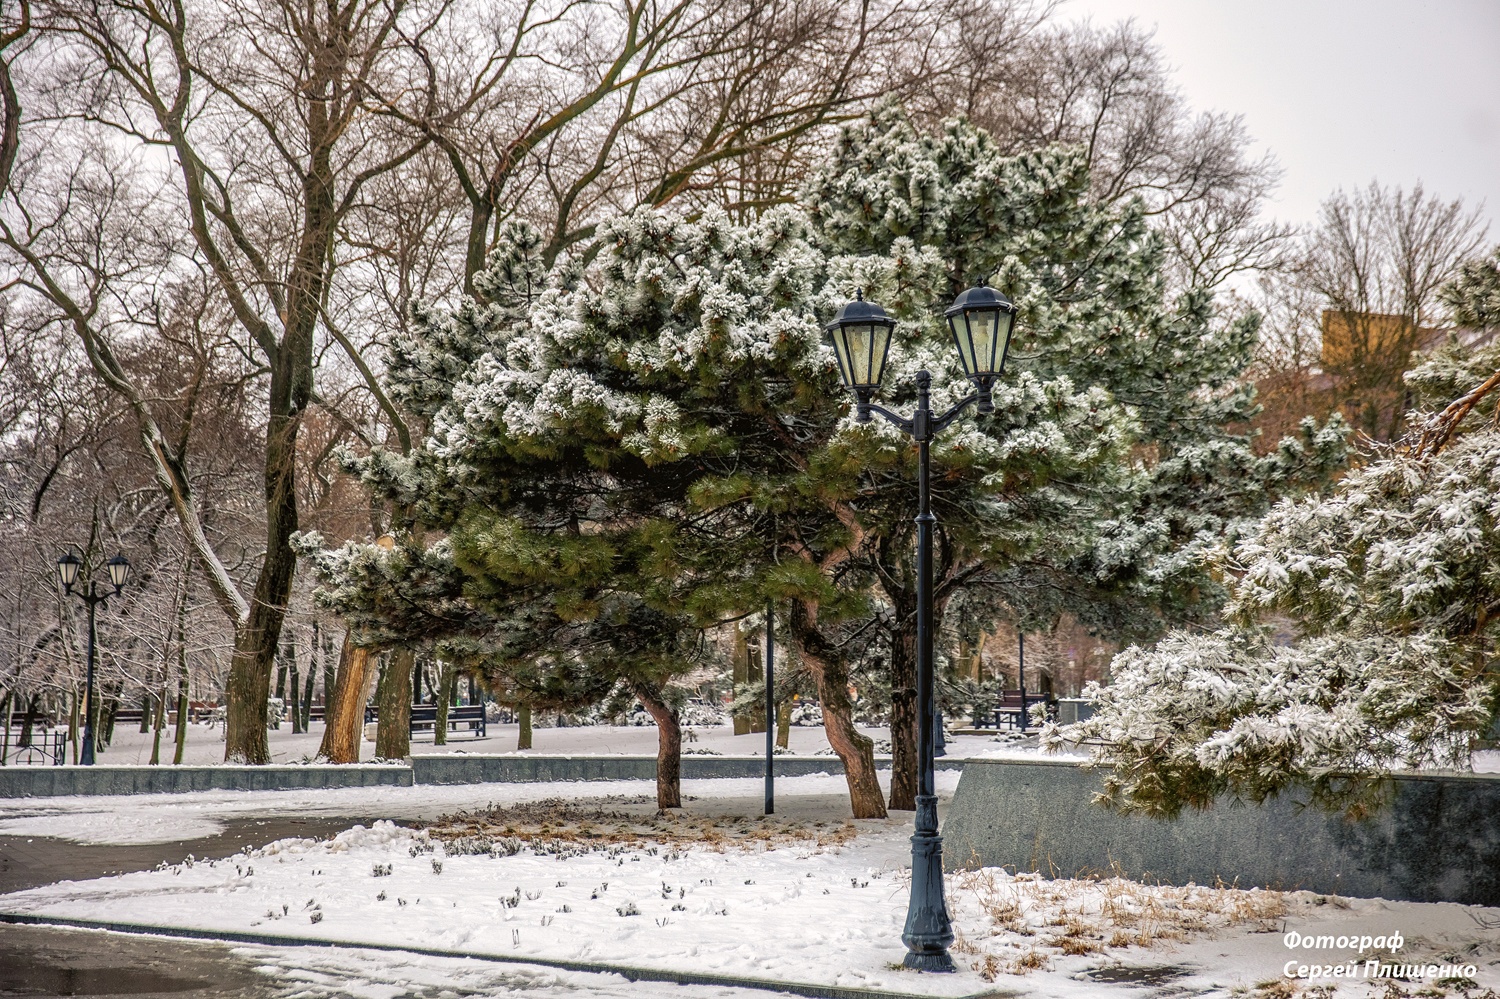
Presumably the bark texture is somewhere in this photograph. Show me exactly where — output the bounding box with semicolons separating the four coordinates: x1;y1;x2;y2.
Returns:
886;588;919;811
635;684;682;809
375;647;414;760
318;633;374;764
790;599;886;819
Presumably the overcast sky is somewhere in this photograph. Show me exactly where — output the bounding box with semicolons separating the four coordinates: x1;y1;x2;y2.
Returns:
1060;0;1500;235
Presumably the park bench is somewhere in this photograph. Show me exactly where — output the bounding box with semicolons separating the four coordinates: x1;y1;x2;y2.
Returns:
409;703;486;738
973;690;1041;730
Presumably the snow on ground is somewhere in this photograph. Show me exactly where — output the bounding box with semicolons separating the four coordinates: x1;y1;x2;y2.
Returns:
56;720;1082;766
0;773;886;845
229;945;834;999
58;720;1495;772
2;773;1497;999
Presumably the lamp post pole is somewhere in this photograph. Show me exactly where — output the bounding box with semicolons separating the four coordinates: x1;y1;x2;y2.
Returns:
76;581;108;766
765;601;775;816
862;370;977;973
823;280;1016;974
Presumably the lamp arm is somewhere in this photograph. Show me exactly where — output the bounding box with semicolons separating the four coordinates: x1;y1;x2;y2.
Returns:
929;392;985;435
863;403;915;437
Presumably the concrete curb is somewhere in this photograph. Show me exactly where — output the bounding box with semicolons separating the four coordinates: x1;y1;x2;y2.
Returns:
0;912;1015;999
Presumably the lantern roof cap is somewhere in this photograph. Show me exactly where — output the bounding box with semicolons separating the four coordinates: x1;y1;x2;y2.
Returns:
825;287;893;330
944;279;1014;318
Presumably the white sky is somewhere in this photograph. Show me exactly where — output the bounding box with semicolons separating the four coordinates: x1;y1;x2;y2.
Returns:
1059;0;1500;233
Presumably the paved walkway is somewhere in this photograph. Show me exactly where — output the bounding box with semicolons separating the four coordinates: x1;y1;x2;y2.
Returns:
0;815;373;894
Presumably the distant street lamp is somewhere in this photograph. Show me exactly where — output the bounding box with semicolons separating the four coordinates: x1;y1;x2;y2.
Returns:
825;279;1017;973
57;551;133;766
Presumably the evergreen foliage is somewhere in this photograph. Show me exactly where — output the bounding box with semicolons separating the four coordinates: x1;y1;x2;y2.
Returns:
1048;248;1500;817
301;104;1345;815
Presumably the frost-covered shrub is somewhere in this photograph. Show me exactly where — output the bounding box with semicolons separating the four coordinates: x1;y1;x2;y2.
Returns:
1047;428;1500;815
791;702;824;727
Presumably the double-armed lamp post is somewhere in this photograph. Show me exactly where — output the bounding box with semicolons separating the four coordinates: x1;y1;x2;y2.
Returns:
824;280;1017;973
57;551;133;766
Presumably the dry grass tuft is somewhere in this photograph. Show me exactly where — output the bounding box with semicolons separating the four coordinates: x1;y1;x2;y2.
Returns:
948;861;1288;977
422;797;859;856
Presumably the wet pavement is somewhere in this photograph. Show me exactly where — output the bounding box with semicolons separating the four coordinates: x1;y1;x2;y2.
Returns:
0;816;374;894
0;816;377;996
0;924;269;998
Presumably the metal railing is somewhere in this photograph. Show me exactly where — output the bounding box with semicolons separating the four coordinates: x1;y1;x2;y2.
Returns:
0;729;68;766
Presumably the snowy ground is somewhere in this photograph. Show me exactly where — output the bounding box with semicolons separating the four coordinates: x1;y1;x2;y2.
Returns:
43;720;1500;775
3;774;1497;999
43;720;1092;767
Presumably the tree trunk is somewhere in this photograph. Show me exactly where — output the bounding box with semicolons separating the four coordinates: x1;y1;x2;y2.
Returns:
635;684;681;809
517;703;532;750
18;693;38;749
301;669;315;731
100;682;120;749
776;699;792;750
434;660;456;747
0;689;12;765
222;379;306;762
731;624;750;735
887;587;919;811
375;647;414;760
790;600;886;819
139;690;152;733
67;688;79;764
174;591;190;765
318;633;374;764
149;686;167;765
288;660;302;734
173;676;189;765
748;646;766;734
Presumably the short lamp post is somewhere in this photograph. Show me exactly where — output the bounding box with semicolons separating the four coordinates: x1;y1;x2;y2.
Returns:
825;280;1017;972
57;551;133;766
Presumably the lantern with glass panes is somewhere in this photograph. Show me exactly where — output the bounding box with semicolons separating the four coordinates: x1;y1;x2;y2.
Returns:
823;280;1016;973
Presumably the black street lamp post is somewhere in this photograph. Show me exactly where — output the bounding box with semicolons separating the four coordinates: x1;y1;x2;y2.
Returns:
57;552;133;766
824;280;1017;973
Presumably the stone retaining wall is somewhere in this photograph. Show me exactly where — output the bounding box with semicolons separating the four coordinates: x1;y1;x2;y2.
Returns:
0;764;412;798
941;759;1500;905
411;754;965;784
0;754;965;797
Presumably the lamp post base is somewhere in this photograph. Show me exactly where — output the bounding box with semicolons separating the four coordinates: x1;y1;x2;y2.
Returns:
902;951;958;973
901;795;955;973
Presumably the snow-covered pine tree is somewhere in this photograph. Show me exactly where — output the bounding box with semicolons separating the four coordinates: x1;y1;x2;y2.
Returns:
1046;246;1500;817
801;105;1347;808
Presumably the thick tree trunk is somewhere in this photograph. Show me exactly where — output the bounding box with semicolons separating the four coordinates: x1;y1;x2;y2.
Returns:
776;699;791;750
318;633;375;764
375;647;414;760
790;600;886;819
635;685;681;809
517;703;532;750
887;588;919;811
139;690;152;733
434;661;456;747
